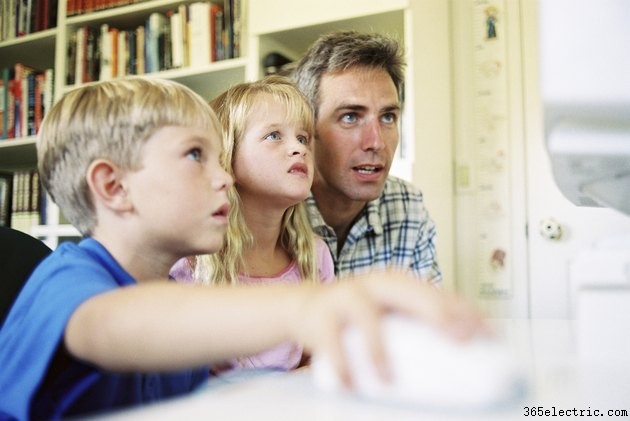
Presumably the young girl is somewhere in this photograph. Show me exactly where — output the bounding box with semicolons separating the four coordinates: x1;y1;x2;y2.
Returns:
172;75;334;371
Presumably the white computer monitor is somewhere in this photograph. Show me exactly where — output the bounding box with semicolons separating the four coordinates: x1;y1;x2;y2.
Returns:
540;0;630;215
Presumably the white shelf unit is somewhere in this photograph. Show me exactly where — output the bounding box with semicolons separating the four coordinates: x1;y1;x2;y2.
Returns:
1;0;455;287
1;0;248;247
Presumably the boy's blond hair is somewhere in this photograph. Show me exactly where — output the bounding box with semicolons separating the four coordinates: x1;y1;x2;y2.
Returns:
37;77;222;236
196;75;318;285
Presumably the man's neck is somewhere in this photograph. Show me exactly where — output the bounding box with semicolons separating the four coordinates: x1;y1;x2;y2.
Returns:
311;188;366;253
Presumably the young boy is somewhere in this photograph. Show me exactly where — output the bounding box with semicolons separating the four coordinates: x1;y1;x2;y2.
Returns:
0;78;483;419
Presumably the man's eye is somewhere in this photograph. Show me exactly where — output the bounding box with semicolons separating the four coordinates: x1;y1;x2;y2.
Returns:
381;112;398;124
264;131;281;141
341;113;357;124
186;148;202;161
297;135;309;145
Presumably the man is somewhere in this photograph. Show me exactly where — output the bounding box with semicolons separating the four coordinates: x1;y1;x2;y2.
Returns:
293;30;441;285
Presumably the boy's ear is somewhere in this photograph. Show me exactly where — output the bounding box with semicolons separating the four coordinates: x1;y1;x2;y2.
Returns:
86;159;132;211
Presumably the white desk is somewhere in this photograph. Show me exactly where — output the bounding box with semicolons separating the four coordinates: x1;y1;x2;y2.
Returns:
87;319;630;420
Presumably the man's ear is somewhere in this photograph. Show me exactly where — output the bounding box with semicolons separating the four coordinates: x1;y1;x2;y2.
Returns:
86;159;132;211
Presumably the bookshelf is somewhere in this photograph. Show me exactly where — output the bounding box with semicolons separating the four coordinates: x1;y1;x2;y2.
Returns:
0;0;246;246
0;0;455;285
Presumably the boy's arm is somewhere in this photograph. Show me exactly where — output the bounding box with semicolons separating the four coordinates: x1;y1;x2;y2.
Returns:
65;272;484;383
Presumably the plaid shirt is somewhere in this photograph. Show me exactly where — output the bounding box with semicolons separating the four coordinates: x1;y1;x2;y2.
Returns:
306;176;442;285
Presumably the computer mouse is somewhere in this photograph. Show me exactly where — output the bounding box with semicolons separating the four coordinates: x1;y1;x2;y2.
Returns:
311;314;527;410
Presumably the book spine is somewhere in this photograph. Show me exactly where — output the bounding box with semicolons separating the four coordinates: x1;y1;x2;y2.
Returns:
0;172;13;227
188;2;210;67
170;10;183;69
135;25;145;75
99;23;112;81
74;26;86;84
34;72;43;134
0;78;5;140
179;3;189;67
127;30;137;75
26;71;35;136
42;68;53;120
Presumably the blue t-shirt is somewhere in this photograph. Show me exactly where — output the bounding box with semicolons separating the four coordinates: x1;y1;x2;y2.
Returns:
0;239;208;420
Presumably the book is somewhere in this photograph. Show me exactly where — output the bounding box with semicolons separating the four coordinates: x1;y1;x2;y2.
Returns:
223;0;233;59
117;30;128;78
135;25;145;75
75;26;87;84
110;27;119;78
26;70;36;136
0;78;5;140
1;68;13;139
5;78;16;139
85;26;99;83
34;72;43;134
178;3;189;67
188;2;210;67
66;30;77;85
146;12;167;73
99;23;112;81
169;9;183;69
213;8;225;61
42;68;53;121
210;3;223;62
13;63;36;138
0;172;12;227
10;170;43;234
127;29;137;75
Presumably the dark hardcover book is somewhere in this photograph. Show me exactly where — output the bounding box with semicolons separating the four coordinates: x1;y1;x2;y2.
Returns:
211;3;224;62
0;172;13;227
1;68;12;139
223;0;233;59
48;0;58;29
66;31;77;85
85;26;99;82
127;29;137;75
26;71;36;136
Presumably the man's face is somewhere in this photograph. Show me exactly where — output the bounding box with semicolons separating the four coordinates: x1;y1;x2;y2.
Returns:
313;66;400;204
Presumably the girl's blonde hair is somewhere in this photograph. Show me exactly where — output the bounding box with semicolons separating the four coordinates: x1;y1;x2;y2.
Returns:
195;75;318;285
37;77;221;236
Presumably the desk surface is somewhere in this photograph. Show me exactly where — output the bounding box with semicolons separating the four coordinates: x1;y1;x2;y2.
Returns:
87;319;630;420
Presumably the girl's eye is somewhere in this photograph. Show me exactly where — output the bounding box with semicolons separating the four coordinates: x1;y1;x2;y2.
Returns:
264;131;281;141
297;135;309;145
186;148;202;162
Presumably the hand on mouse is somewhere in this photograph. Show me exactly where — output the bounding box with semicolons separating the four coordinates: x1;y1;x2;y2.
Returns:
292;270;488;388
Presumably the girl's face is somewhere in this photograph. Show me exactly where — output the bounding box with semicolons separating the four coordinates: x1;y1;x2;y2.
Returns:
233;95;313;209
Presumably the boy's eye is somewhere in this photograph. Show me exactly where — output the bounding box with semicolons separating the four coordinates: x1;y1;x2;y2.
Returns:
297;135;309;145
186;148;202;161
264;131;281;141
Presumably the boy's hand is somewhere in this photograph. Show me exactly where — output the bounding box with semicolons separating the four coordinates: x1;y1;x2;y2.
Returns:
294;271;487;388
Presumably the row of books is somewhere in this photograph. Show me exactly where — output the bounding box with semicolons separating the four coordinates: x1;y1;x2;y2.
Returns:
0;64;54;140
67;0;240;85
67;0;148;16
0;170;46;234
0;0;58;42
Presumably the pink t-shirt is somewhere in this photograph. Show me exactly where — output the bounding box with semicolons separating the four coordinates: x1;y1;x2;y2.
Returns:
169;237;335;372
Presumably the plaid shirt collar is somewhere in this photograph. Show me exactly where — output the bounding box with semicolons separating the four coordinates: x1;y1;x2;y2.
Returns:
305;192;384;238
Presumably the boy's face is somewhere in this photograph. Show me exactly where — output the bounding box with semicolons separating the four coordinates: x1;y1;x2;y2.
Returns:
233;95;314;209
125;125;233;257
